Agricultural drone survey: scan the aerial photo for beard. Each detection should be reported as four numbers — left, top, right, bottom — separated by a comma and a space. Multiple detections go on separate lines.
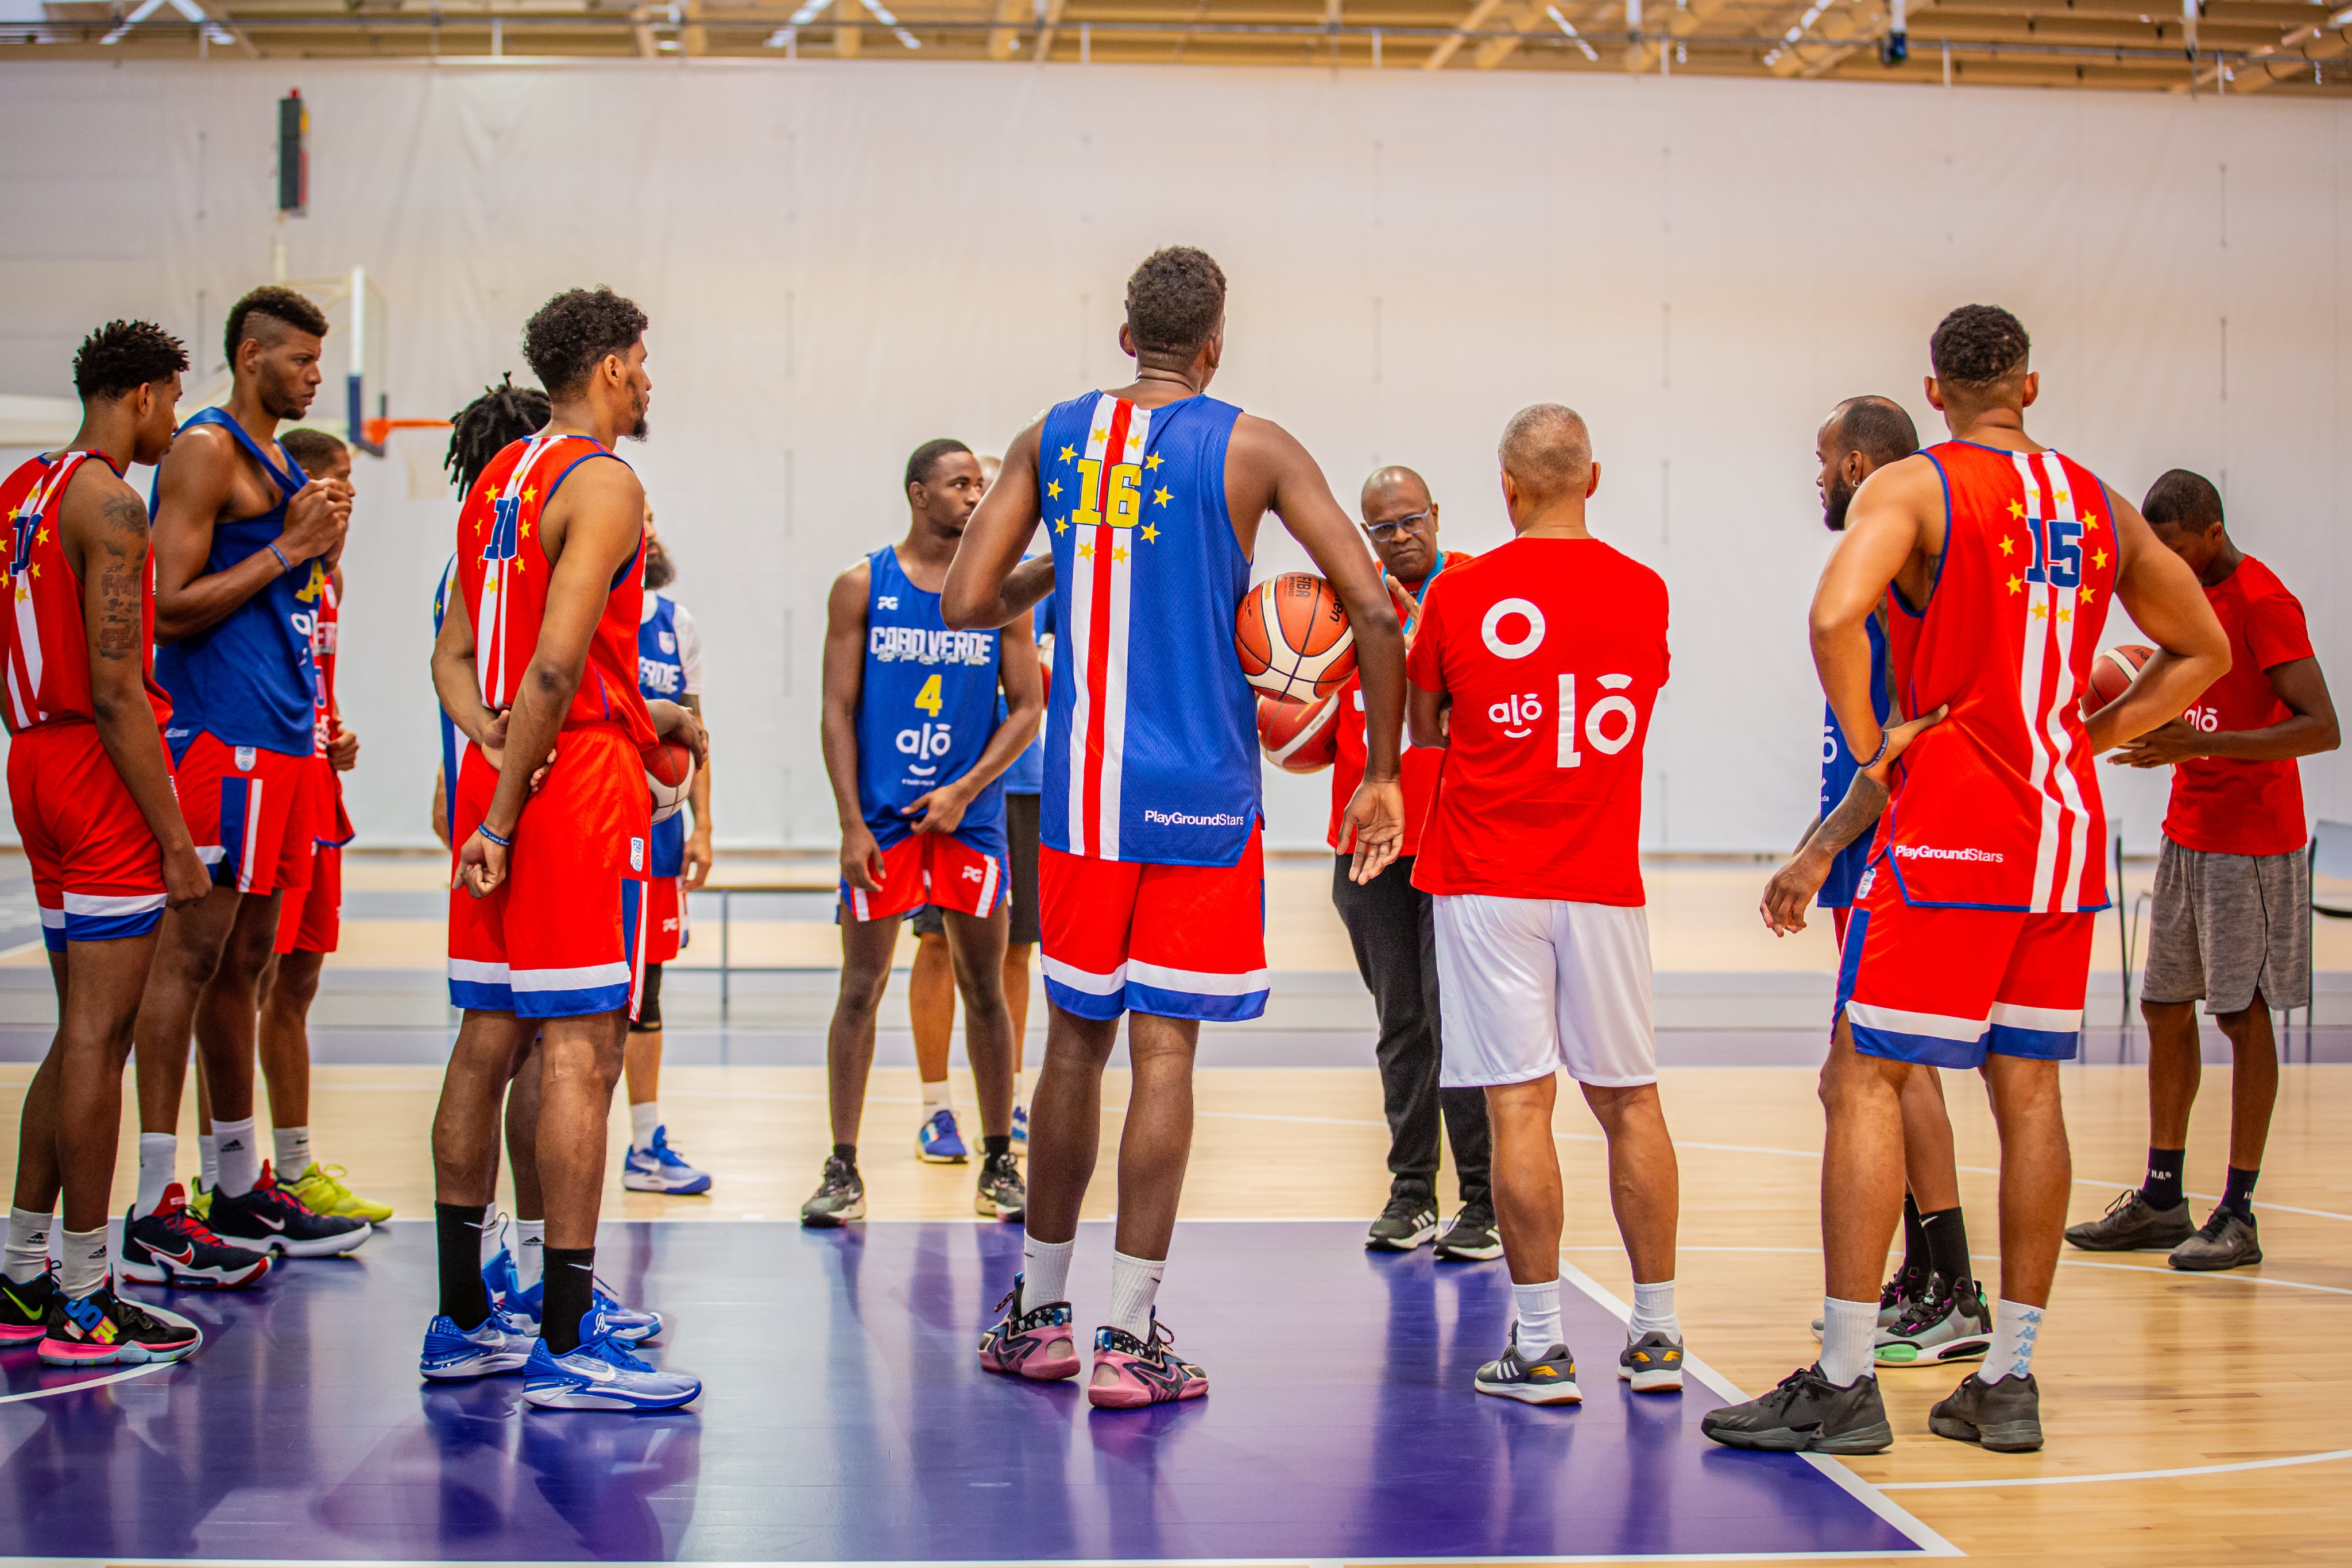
1823, 473, 1856, 532
643, 544, 675, 590
262, 376, 312, 423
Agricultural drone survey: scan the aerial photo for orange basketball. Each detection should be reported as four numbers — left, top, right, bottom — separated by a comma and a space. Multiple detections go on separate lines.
1235, 572, 1356, 703
1258, 692, 1340, 773
2082, 643, 2153, 717
645, 738, 696, 824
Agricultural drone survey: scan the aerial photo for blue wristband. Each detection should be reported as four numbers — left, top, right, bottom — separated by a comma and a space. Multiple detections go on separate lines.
265, 542, 292, 574
477, 823, 513, 849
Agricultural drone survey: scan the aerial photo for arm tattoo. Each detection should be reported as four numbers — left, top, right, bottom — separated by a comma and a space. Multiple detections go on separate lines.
98, 493, 151, 540
1811, 772, 1889, 859
93, 531, 148, 663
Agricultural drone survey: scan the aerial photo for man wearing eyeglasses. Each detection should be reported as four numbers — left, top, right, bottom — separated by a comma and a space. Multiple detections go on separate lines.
1334, 467, 1496, 1261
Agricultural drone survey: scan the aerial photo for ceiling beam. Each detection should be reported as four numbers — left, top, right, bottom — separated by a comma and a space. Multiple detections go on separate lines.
1425, 0, 1508, 67
987, 0, 1026, 57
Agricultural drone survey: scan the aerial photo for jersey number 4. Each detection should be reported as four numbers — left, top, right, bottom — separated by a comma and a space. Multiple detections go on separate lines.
914, 673, 943, 717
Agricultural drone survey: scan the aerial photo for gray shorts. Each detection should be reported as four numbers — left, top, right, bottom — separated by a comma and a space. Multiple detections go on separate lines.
2142, 837, 2311, 1014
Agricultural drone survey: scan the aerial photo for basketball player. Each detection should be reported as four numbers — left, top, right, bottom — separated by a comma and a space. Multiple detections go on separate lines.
1761, 397, 1987, 1370
1340, 465, 1495, 1261
946, 246, 1408, 1408
126, 285, 372, 1280
0, 320, 214, 1361
803, 439, 1038, 1226
1401, 406, 1682, 1404
621, 510, 715, 1196
1703, 305, 2229, 1456
422, 287, 704, 1410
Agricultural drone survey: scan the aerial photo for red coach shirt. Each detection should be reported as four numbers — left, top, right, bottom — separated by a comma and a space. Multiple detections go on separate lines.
1406, 537, 1669, 905
1326, 551, 1471, 857
2163, 553, 2312, 858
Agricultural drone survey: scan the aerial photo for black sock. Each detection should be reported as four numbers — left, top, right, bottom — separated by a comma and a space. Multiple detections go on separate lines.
831, 1143, 857, 1168
2142, 1147, 2186, 1211
1900, 1193, 1929, 1288
982, 1133, 1011, 1159
2221, 1165, 2260, 1220
1918, 1205, 1971, 1290
540, 1246, 595, 1354
435, 1203, 491, 1330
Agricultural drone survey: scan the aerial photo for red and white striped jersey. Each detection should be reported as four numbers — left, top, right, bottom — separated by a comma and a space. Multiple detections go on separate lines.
2, 451, 170, 734
1874, 441, 2118, 913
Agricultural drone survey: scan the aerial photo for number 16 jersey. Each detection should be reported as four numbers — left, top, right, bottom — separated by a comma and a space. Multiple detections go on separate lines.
855, 544, 1004, 849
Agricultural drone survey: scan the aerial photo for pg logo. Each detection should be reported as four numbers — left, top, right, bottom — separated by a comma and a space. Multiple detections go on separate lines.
960, 863, 985, 883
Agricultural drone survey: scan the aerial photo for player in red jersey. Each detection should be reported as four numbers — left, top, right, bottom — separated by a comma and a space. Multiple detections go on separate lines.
424, 288, 705, 1411
1704, 306, 2229, 1458
0, 321, 215, 1360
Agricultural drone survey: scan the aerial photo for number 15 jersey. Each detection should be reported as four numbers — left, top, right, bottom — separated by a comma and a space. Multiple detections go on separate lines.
855, 544, 1004, 849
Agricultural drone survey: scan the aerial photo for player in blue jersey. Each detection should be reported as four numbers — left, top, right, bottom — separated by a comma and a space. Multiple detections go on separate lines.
946, 247, 1407, 1408
804, 439, 1044, 1228
123, 287, 372, 1284
1761, 395, 1986, 1370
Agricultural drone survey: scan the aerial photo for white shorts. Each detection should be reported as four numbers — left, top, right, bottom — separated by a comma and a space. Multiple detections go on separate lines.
1433, 894, 1658, 1089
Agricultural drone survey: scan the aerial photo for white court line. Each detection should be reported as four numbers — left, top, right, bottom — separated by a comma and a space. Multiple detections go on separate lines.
1877, 1446, 2352, 1490
1559, 1245, 2352, 1298
0, 1361, 167, 1404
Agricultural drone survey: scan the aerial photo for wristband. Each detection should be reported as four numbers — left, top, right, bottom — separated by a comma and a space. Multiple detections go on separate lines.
265, 542, 292, 575
1856, 728, 1891, 771
476, 823, 513, 849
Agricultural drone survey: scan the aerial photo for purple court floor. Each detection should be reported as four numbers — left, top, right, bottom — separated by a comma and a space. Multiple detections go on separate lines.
0, 1219, 1946, 1563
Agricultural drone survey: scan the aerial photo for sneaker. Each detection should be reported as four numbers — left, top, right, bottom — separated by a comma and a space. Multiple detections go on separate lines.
977, 1273, 1080, 1381
1365, 1190, 1440, 1253
1875, 1274, 1992, 1368
1618, 1330, 1685, 1393
283, 1163, 395, 1224
1474, 1337, 1581, 1405
419, 1304, 539, 1380
2169, 1207, 2262, 1271
621, 1126, 713, 1195
521, 1310, 700, 1411
485, 1248, 663, 1345
1700, 1365, 1893, 1454
1812, 1268, 1920, 1339
1433, 1201, 1503, 1262
799, 1155, 866, 1228
205, 1162, 372, 1259
36, 1282, 202, 1366
2065, 1189, 2194, 1252
1929, 1370, 2044, 1453
974, 1149, 1026, 1221
1087, 1315, 1209, 1409
1011, 1105, 1029, 1146
187, 1176, 212, 1222
915, 1109, 969, 1164
120, 1186, 273, 1290
0, 1272, 57, 1343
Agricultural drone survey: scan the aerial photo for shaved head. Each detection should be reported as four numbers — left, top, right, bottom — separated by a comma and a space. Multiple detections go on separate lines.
1498, 404, 1592, 505
1361, 464, 1432, 512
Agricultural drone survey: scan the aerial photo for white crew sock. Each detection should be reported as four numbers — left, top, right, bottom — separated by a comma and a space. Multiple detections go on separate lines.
5, 1208, 53, 1284
198, 1134, 219, 1190
272, 1125, 312, 1176
629, 1101, 662, 1152
1630, 1278, 1679, 1340
213, 1117, 260, 1198
1511, 1279, 1564, 1356
921, 1079, 953, 1117
1021, 1233, 1075, 1307
136, 1134, 176, 1218
1107, 1250, 1166, 1342
479, 1205, 505, 1267
58, 1226, 107, 1300
514, 1220, 547, 1292
1987, 1298, 2045, 1384
1820, 1296, 1880, 1385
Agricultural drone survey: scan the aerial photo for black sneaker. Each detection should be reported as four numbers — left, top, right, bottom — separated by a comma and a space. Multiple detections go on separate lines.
1813, 1266, 1921, 1339
974, 1149, 1026, 1222
2168, 1207, 2261, 1271
1929, 1370, 2044, 1452
1365, 1190, 1439, 1253
1473, 1336, 1581, 1404
800, 1155, 865, 1227
37, 1280, 203, 1367
1618, 1330, 1685, 1393
0, 1271, 57, 1344
121, 1184, 273, 1290
204, 1162, 371, 1259
1700, 1364, 1893, 1453
1433, 1201, 1503, 1261
2065, 1189, 2194, 1252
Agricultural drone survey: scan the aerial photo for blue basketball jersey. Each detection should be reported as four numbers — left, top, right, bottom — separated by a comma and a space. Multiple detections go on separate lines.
1816, 610, 1892, 909
434, 553, 464, 845
1037, 391, 1256, 867
152, 408, 320, 760
856, 545, 1005, 848
1000, 584, 1050, 796
637, 591, 692, 877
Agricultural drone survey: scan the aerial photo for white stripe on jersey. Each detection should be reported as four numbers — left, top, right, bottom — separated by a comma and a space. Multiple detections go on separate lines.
2037, 459, 2092, 911
2007, 452, 2061, 912
477, 435, 558, 711
1061, 397, 1112, 856
1097, 401, 1148, 861
7, 456, 82, 729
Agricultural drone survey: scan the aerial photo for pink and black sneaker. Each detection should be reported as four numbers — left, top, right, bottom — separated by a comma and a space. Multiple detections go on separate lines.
977, 1274, 1080, 1381
1086, 1315, 1208, 1410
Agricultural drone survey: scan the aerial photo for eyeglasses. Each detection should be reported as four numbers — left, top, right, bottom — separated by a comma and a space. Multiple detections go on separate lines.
1364, 510, 1432, 541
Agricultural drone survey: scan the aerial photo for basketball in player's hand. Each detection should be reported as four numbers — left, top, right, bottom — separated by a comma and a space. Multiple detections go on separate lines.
1236, 572, 1356, 702
1258, 692, 1340, 773
647, 740, 696, 825
2081, 643, 2154, 718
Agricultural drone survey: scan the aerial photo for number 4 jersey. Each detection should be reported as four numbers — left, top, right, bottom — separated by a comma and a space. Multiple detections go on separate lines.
854, 544, 1005, 849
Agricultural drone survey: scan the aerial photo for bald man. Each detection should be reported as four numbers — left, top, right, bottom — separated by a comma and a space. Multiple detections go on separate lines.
1405, 406, 1685, 1405
1340, 467, 1494, 1260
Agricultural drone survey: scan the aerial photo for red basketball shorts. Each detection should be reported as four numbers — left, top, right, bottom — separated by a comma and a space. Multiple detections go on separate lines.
174, 730, 317, 897
839, 826, 1009, 924
7, 723, 167, 950
1038, 830, 1267, 1023
274, 842, 342, 956
447, 726, 651, 1020
1835, 861, 2094, 1068
645, 874, 686, 966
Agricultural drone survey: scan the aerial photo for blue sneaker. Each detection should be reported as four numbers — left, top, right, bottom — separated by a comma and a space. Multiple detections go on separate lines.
485, 1248, 662, 1346
916, 1108, 968, 1164
622, 1126, 713, 1195
1012, 1105, 1028, 1146
522, 1310, 700, 1412
419, 1305, 538, 1380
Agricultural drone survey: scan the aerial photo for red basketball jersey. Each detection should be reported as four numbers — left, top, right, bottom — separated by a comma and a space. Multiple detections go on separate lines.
2, 451, 171, 734
454, 434, 656, 746
1874, 442, 2118, 913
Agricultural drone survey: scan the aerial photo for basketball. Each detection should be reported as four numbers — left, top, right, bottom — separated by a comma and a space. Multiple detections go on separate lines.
1235, 572, 1356, 703
1257, 692, 1340, 773
2082, 643, 2153, 717
646, 738, 695, 824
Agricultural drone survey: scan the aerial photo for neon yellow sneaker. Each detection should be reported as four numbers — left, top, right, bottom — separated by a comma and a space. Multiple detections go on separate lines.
187, 1176, 212, 1222
284, 1163, 394, 1224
